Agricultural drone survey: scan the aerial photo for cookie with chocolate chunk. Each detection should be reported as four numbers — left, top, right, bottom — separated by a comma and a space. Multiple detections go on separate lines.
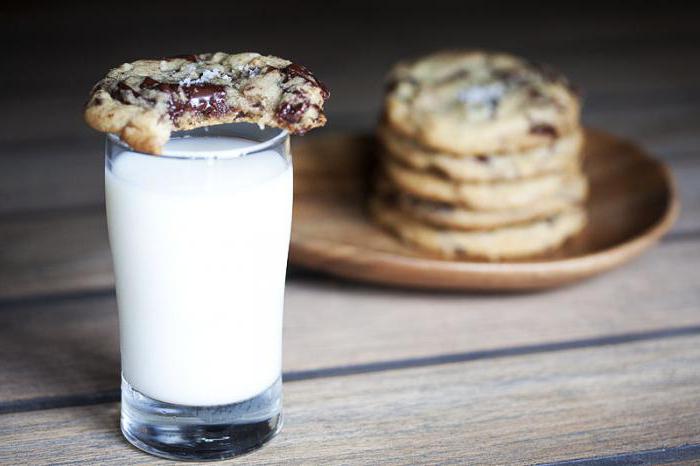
384, 159, 584, 211
384, 50, 579, 155
378, 124, 584, 182
85, 52, 329, 154
386, 175, 587, 230
370, 197, 586, 260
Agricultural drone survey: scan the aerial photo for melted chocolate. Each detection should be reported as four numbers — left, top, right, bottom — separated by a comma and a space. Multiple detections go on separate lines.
277, 100, 309, 124
283, 63, 330, 100
185, 84, 229, 116
475, 155, 489, 164
109, 81, 139, 102
111, 77, 229, 120
530, 123, 558, 138
116, 81, 137, 93
106, 61, 327, 128
141, 77, 176, 93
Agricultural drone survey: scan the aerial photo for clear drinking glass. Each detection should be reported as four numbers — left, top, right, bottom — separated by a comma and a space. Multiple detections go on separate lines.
105, 123, 291, 460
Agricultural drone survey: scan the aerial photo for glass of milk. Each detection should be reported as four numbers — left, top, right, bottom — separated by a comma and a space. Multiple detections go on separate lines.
105, 123, 292, 461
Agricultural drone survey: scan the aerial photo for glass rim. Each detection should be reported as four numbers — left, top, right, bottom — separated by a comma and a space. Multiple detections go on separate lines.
106, 124, 289, 160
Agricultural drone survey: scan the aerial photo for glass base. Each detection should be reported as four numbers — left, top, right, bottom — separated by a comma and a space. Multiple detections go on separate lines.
120, 376, 282, 461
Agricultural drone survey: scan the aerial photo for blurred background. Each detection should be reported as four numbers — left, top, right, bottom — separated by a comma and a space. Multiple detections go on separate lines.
2, 1, 699, 217
2, 4, 700, 462
2, 1, 700, 294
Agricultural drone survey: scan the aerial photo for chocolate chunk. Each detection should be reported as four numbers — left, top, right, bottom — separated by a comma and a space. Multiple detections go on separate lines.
140, 77, 159, 89
530, 124, 558, 138
284, 63, 315, 84
140, 77, 178, 94
476, 155, 489, 163
284, 63, 330, 100
185, 84, 229, 116
277, 101, 309, 124
137, 78, 229, 119
117, 81, 137, 93
109, 81, 139, 102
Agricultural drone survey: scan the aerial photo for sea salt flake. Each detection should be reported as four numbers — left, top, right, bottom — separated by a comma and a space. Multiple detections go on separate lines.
458, 82, 505, 105
179, 68, 226, 87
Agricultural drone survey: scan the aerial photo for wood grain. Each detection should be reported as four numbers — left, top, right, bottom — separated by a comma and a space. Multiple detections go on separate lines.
1, 7, 699, 465
0, 208, 112, 299
290, 130, 679, 290
1, 336, 698, 465
2, 130, 698, 299
1, 103, 696, 215
1, 239, 698, 404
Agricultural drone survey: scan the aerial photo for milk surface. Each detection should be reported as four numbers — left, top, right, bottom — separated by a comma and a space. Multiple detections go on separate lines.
106, 136, 292, 406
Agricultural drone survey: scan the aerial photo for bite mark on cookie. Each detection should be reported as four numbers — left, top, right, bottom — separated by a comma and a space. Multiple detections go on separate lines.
85, 52, 329, 153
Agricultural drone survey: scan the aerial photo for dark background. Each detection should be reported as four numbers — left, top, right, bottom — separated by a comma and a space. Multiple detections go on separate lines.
2, 5, 700, 462
2, 1, 699, 215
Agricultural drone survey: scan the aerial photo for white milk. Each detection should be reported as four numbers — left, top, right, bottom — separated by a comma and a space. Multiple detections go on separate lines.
106, 136, 292, 406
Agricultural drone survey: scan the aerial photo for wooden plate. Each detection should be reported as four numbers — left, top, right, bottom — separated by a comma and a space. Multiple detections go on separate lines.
289, 129, 678, 290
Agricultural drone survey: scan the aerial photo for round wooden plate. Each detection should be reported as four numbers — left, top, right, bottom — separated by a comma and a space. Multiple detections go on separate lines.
289, 129, 678, 290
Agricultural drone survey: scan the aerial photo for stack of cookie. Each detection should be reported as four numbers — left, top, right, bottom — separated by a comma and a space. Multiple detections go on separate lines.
371, 51, 587, 260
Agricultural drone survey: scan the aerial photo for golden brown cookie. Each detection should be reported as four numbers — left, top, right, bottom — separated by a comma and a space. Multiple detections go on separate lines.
378, 124, 583, 181
85, 52, 329, 154
384, 159, 584, 211
390, 176, 587, 230
384, 50, 580, 155
370, 197, 586, 260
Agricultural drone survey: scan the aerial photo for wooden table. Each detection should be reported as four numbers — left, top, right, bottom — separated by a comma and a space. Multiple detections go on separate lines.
1, 4, 699, 464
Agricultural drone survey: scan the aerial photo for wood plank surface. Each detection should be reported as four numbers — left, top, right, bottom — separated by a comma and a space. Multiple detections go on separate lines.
1, 154, 698, 300
0, 208, 112, 299
2, 110, 699, 216
1, 239, 698, 405
2, 4, 699, 464
1, 336, 698, 465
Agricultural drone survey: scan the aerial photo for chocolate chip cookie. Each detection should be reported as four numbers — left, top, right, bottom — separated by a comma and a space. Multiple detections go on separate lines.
85, 52, 329, 154
388, 175, 587, 230
384, 159, 584, 211
378, 124, 583, 182
370, 197, 586, 260
384, 50, 579, 155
